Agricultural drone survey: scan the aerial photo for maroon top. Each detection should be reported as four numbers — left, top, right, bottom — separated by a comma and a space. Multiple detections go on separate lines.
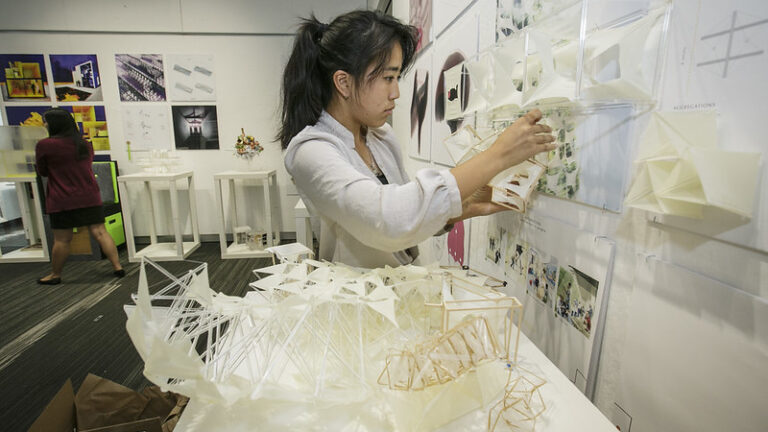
35, 137, 102, 213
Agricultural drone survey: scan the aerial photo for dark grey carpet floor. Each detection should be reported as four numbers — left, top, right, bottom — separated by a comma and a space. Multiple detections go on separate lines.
0, 243, 270, 432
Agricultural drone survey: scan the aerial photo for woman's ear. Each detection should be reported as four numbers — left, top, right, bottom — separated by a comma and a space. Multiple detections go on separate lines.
332, 70, 352, 100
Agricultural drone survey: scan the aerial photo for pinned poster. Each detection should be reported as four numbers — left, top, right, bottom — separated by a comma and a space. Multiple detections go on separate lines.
431, 219, 470, 267
121, 105, 172, 151
0, 54, 50, 102
49, 54, 103, 102
431, 7, 478, 166
166, 54, 216, 102
115, 54, 166, 102
406, 51, 432, 161
60, 105, 110, 151
410, 0, 433, 52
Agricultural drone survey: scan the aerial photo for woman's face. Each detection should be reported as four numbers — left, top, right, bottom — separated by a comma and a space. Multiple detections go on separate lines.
352, 43, 403, 128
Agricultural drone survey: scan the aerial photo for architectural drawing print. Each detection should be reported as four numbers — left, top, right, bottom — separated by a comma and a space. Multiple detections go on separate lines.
696, 10, 767, 78
121, 105, 172, 151
167, 54, 216, 102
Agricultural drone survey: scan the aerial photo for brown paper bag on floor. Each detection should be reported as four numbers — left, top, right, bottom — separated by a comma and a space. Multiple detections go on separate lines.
75, 374, 150, 430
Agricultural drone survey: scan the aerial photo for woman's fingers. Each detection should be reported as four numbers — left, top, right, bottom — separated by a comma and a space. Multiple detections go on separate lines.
523, 109, 543, 124
534, 134, 556, 144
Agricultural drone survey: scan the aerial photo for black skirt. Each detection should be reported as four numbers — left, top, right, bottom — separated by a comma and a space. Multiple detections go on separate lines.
49, 205, 105, 229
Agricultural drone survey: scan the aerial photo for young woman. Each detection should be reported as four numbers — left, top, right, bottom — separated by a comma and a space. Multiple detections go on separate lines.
281, 10, 556, 268
35, 108, 124, 284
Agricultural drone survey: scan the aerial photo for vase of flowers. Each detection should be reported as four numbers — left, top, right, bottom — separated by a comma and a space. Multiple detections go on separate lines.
234, 128, 264, 159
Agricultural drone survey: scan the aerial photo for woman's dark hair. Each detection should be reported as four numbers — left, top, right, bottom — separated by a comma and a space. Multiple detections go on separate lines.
278, 10, 419, 149
44, 108, 89, 160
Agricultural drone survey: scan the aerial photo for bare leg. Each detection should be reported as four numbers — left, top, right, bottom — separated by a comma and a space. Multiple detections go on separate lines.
88, 223, 122, 271
41, 229, 74, 281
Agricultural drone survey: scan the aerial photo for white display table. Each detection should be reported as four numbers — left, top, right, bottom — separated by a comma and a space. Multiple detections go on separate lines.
172, 329, 617, 431
213, 170, 280, 259
0, 177, 49, 263
117, 171, 200, 262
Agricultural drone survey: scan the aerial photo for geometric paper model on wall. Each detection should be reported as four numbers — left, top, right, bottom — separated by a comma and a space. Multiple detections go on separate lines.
625, 110, 762, 218
580, 3, 669, 102
496, 0, 580, 42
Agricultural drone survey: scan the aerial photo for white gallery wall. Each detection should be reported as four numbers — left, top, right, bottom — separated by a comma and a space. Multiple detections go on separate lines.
0, 0, 367, 238
392, 0, 767, 431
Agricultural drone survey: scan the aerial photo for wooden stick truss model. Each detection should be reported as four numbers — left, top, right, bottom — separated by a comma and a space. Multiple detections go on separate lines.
488, 367, 548, 432
377, 315, 501, 391
428, 272, 524, 363
378, 271, 524, 393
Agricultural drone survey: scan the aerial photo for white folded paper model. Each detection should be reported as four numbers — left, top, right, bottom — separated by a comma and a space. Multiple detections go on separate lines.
625, 110, 762, 218
443, 124, 545, 213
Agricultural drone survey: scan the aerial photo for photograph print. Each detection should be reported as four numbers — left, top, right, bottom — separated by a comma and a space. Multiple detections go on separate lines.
485, 223, 505, 265
527, 248, 556, 305
505, 239, 528, 286
115, 54, 166, 102
171, 105, 219, 150
555, 265, 599, 338
49, 54, 102, 101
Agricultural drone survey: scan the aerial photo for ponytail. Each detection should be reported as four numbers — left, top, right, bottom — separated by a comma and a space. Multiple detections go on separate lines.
278, 10, 419, 149
278, 15, 330, 150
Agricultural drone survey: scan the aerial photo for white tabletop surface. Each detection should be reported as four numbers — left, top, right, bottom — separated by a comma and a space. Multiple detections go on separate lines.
117, 170, 193, 181
213, 170, 275, 179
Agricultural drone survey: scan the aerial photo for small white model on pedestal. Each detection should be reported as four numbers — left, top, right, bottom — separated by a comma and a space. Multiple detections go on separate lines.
213, 170, 281, 259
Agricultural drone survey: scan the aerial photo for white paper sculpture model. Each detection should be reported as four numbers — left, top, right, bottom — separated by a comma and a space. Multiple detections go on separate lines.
580, 4, 669, 102
489, 160, 546, 212
625, 111, 762, 218
443, 125, 545, 213
126, 258, 536, 431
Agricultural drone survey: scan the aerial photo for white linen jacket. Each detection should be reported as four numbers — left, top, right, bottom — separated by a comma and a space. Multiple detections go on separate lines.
284, 111, 462, 268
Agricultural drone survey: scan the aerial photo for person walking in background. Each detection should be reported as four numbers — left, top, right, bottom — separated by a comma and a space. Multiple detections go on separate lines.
34, 108, 124, 285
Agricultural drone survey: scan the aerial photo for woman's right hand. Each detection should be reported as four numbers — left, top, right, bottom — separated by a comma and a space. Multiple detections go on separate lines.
489, 109, 557, 168
449, 109, 558, 203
